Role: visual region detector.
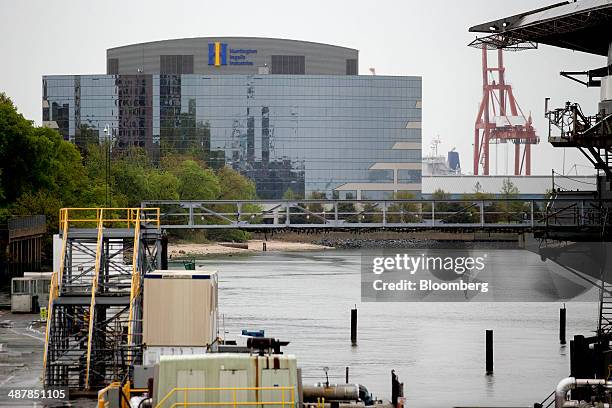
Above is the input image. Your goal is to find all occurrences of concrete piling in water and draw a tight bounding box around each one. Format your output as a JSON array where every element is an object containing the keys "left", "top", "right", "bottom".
[
  {"left": 351, "top": 306, "right": 357, "bottom": 346},
  {"left": 486, "top": 329, "right": 493, "bottom": 375},
  {"left": 560, "top": 305, "right": 566, "bottom": 345}
]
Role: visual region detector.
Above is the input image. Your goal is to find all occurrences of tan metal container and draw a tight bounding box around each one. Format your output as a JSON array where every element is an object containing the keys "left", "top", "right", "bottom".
[
  {"left": 154, "top": 353, "right": 298, "bottom": 407},
  {"left": 143, "top": 270, "right": 218, "bottom": 347}
]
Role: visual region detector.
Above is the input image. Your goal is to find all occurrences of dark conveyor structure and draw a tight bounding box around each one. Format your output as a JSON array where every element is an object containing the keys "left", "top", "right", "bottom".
[{"left": 469, "top": 2, "right": 612, "bottom": 407}]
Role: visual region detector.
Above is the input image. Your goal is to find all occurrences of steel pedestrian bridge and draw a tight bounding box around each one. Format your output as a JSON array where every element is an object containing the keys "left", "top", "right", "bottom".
[{"left": 141, "top": 198, "right": 612, "bottom": 233}]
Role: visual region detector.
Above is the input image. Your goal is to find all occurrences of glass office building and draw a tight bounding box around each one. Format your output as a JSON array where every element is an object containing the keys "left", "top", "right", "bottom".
[{"left": 43, "top": 38, "right": 422, "bottom": 199}]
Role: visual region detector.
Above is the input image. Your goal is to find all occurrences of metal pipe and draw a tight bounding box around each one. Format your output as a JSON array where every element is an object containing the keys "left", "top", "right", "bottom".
[
  {"left": 303, "top": 384, "right": 360, "bottom": 402},
  {"left": 555, "top": 377, "right": 608, "bottom": 408}
]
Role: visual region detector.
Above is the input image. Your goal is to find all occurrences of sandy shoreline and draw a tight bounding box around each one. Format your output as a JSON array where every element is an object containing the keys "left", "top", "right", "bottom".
[{"left": 169, "top": 240, "right": 333, "bottom": 258}]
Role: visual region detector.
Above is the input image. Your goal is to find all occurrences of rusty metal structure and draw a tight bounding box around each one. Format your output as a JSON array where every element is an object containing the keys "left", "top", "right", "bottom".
[
  {"left": 468, "top": 44, "right": 540, "bottom": 176},
  {"left": 469, "top": 0, "right": 612, "bottom": 186}
]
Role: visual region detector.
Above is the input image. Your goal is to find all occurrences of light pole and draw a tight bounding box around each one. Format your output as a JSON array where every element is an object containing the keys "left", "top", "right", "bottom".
[{"left": 103, "top": 124, "right": 113, "bottom": 207}]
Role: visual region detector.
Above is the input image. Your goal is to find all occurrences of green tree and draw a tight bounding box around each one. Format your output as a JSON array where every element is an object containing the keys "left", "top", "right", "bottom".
[
  {"left": 217, "top": 167, "right": 256, "bottom": 200},
  {"left": 282, "top": 187, "right": 301, "bottom": 200},
  {"left": 498, "top": 178, "right": 526, "bottom": 223},
  {"left": 1, "top": 95, "right": 83, "bottom": 203},
  {"left": 360, "top": 202, "right": 383, "bottom": 223},
  {"left": 215, "top": 166, "right": 259, "bottom": 226},
  {"left": 173, "top": 160, "right": 220, "bottom": 200},
  {"left": 387, "top": 191, "right": 419, "bottom": 223},
  {"left": 12, "top": 190, "right": 63, "bottom": 233},
  {"left": 146, "top": 171, "right": 180, "bottom": 200},
  {"left": 301, "top": 191, "right": 327, "bottom": 224},
  {"left": 425, "top": 189, "right": 472, "bottom": 224},
  {"left": 336, "top": 192, "right": 358, "bottom": 223},
  {"left": 1, "top": 93, "right": 89, "bottom": 230},
  {"left": 111, "top": 158, "right": 149, "bottom": 206},
  {"left": 462, "top": 190, "right": 496, "bottom": 223}
]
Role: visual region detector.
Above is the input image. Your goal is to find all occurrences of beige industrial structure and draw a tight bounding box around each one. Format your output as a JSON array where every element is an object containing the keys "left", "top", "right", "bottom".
[{"left": 143, "top": 271, "right": 218, "bottom": 347}]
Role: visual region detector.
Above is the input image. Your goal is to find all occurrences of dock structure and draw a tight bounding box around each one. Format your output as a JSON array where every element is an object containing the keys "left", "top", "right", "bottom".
[{"left": 42, "top": 208, "right": 161, "bottom": 393}]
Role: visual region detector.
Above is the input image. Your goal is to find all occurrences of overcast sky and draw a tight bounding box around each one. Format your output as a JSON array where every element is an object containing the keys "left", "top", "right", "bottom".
[{"left": 0, "top": 0, "right": 605, "bottom": 176}]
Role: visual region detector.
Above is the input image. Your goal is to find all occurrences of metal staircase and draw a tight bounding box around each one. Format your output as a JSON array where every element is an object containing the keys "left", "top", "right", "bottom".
[
  {"left": 598, "top": 218, "right": 612, "bottom": 336},
  {"left": 43, "top": 208, "right": 160, "bottom": 393},
  {"left": 598, "top": 281, "right": 612, "bottom": 336}
]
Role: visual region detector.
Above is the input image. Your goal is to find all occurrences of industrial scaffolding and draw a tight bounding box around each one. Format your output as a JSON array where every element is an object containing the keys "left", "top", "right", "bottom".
[{"left": 43, "top": 208, "right": 161, "bottom": 393}]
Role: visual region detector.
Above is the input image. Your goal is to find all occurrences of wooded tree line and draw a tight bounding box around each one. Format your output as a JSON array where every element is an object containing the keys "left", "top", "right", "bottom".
[{"left": 0, "top": 93, "right": 256, "bottom": 247}]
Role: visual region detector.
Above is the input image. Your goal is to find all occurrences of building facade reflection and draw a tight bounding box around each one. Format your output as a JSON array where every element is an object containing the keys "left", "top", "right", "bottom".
[{"left": 43, "top": 38, "right": 422, "bottom": 199}]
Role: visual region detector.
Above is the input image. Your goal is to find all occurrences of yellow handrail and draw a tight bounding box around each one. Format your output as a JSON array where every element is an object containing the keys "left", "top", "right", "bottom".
[
  {"left": 41, "top": 270, "right": 58, "bottom": 383},
  {"left": 57, "top": 208, "right": 160, "bottom": 229},
  {"left": 126, "top": 208, "right": 141, "bottom": 365},
  {"left": 84, "top": 208, "right": 105, "bottom": 389},
  {"left": 42, "top": 209, "right": 69, "bottom": 383},
  {"left": 156, "top": 386, "right": 296, "bottom": 408},
  {"left": 56, "top": 210, "right": 70, "bottom": 290},
  {"left": 97, "top": 381, "right": 120, "bottom": 408}
]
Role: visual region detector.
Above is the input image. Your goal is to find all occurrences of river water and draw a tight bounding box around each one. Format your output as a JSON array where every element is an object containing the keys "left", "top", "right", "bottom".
[{"left": 194, "top": 249, "right": 598, "bottom": 408}]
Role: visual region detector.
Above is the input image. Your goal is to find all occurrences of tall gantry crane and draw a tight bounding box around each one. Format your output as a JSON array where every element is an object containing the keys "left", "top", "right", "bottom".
[{"left": 469, "top": 40, "right": 539, "bottom": 176}]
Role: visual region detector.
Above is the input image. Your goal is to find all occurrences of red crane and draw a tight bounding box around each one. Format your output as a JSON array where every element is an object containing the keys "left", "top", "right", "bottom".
[{"left": 473, "top": 48, "right": 539, "bottom": 175}]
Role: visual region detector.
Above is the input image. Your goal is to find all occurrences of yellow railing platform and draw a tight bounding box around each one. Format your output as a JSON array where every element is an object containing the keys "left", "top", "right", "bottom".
[
  {"left": 99, "top": 385, "right": 296, "bottom": 408},
  {"left": 157, "top": 386, "right": 295, "bottom": 408}
]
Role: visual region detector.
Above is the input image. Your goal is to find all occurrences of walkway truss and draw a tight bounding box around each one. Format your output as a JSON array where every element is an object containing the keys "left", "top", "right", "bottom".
[
  {"left": 43, "top": 208, "right": 161, "bottom": 393},
  {"left": 142, "top": 198, "right": 612, "bottom": 235}
]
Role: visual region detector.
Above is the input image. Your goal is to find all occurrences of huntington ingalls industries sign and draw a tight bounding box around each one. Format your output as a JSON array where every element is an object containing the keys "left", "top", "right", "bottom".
[{"left": 208, "top": 42, "right": 257, "bottom": 67}]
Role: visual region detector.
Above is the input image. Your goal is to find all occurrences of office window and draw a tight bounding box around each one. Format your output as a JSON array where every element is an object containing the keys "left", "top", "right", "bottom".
[
  {"left": 397, "top": 169, "right": 422, "bottom": 183},
  {"left": 361, "top": 190, "right": 394, "bottom": 200},
  {"left": 346, "top": 59, "right": 357, "bottom": 75},
  {"left": 160, "top": 55, "right": 194, "bottom": 74},
  {"left": 107, "top": 58, "right": 119, "bottom": 75},
  {"left": 368, "top": 169, "right": 393, "bottom": 182},
  {"left": 271, "top": 55, "right": 305, "bottom": 74}
]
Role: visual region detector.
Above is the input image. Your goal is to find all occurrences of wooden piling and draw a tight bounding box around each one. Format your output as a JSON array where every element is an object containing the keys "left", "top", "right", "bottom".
[
  {"left": 486, "top": 329, "right": 493, "bottom": 374},
  {"left": 351, "top": 306, "right": 357, "bottom": 346},
  {"left": 560, "top": 305, "right": 566, "bottom": 345}
]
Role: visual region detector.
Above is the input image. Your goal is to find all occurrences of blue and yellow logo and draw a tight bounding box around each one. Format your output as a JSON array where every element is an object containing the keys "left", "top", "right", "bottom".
[{"left": 208, "top": 42, "right": 228, "bottom": 66}]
